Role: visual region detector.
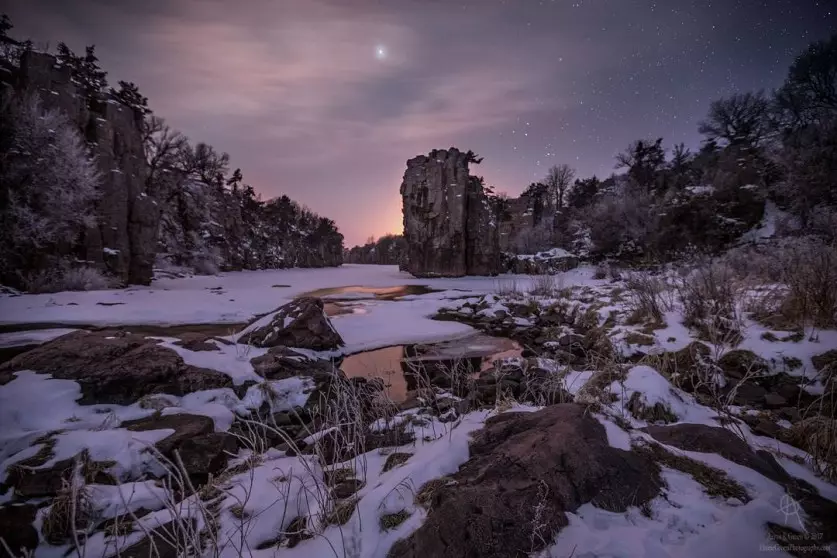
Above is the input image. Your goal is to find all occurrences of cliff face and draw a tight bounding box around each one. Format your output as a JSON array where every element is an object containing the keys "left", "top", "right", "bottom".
[
  {"left": 400, "top": 148, "right": 500, "bottom": 277},
  {"left": 2, "top": 50, "right": 343, "bottom": 286},
  {"left": 17, "top": 51, "right": 158, "bottom": 285}
]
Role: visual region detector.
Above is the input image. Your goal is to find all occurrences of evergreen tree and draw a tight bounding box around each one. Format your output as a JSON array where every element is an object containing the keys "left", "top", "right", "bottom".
[{"left": 109, "top": 81, "right": 150, "bottom": 115}]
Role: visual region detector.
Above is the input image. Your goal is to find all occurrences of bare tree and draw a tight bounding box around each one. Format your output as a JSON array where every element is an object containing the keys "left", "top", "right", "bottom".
[
  {"left": 142, "top": 116, "right": 187, "bottom": 198},
  {"left": 544, "top": 164, "right": 575, "bottom": 211},
  {"left": 698, "top": 91, "right": 772, "bottom": 149}
]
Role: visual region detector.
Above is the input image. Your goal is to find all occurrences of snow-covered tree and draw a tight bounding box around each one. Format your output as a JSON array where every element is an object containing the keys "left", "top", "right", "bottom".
[
  {"left": 0, "top": 93, "right": 100, "bottom": 286},
  {"left": 55, "top": 42, "right": 108, "bottom": 103},
  {"left": 109, "top": 80, "right": 150, "bottom": 116}
]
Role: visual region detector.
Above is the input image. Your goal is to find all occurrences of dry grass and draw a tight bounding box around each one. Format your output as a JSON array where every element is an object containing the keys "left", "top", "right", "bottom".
[
  {"left": 379, "top": 510, "right": 411, "bottom": 531},
  {"left": 326, "top": 498, "right": 358, "bottom": 526},
  {"left": 676, "top": 262, "right": 743, "bottom": 343},
  {"left": 40, "top": 456, "right": 93, "bottom": 547},
  {"left": 494, "top": 277, "right": 523, "bottom": 297},
  {"left": 382, "top": 452, "right": 412, "bottom": 473},
  {"left": 624, "top": 271, "right": 671, "bottom": 323},
  {"left": 625, "top": 392, "right": 678, "bottom": 424},
  {"left": 635, "top": 442, "right": 749, "bottom": 502},
  {"left": 529, "top": 273, "right": 564, "bottom": 297},
  {"left": 415, "top": 477, "right": 454, "bottom": 509}
]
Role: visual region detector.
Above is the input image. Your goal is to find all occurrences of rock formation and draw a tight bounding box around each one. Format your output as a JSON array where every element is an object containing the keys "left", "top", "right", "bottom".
[
  {"left": 400, "top": 148, "right": 501, "bottom": 277},
  {"left": 246, "top": 297, "right": 344, "bottom": 350},
  {"left": 388, "top": 404, "right": 662, "bottom": 557},
  {"left": 1, "top": 49, "right": 344, "bottom": 287},
  {"left": 10, "top": 51, "right": 158, "bottom": 285}
]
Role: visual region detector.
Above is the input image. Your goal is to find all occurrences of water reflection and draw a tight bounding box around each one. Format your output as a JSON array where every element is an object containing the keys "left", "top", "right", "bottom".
[{"left": 339, "top": 334, "right": 521, "bottom": 402}]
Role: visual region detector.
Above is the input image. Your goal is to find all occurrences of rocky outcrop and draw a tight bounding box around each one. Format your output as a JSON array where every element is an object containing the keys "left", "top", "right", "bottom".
[
  {"left": 389, "top": 404, "right": 662, "bottom": 557},
  {"left": 0, "top": 504, "right": 39, "bottom": 556},
  {"left": 503, "top": 247, "right": 580, "bottom": 274},
  {"left": 14, "top": 51, "right": 157, "bottom": 285},
  {"left": 250, "top": 346, "right": 336, "bottom": 380},
  {"left": 400, "top": 148, "right": 501, "bottom": 277},
  {"left": 246, "top": 297, "right": 344, "bottom": 350},
  {"left": 122, "top": 414, "right": 235, "bottom": 477},
  {"left": 642, "top": 423, "right": 790, "bottom": 483},
  {"left": 0, "top": 331, "right": 232, "bottom": 404}
]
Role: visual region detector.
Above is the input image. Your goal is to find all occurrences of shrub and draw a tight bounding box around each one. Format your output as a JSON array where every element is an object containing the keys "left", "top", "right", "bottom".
[
  {"left": 677, "top": 262, "right": 742, "bottom": 343},
  {"left": 584, "top": 190, "right": 657, "bottom": 259},
  {"left": 514, "top": 219, "right": 553, "bottom": 255},
  {"left": 747, "top": 238, "right": 837, "bottom": 329},
  {"left": 24, "top": 266, "right": 110, "bottom": 293},
  {"left": 529, "top": 273, "right": 563, "bottom": 297},
  {"left": 624, "top": 271, "right": 669, "bottom": 323},
  {"left": 192, "top": 253, "right": 220, "bottom": 276},
  {"left": 778, "top": 239, "right": 837, "bottom": 328}
]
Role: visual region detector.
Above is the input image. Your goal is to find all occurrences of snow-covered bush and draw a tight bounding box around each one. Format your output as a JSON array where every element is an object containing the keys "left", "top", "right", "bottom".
[
  {"left": 25, "top": 266, "right": 110, "bottom": 293},
  {"left": 514, "top": 219, "right": 553, "bottom": 255},
  {"left": 0, "top": 93, "right": 100, "bottom": 288},
  {"left": 676, "top": 262, "right": 742, "bottom": 342},
  {"left": 774, "top": 238, "right": 837, "bottom": 328},
  {"left": 584, "top": 190, "right": 657, "bottom": 259}
]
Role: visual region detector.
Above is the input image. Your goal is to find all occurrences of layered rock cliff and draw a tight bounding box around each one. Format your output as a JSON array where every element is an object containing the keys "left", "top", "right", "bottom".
[
  {"left": 10, "top": 51, "right": 158, "bottom": 285},
  {"left": 400, "top": 148, "right": 501, "bottom": 277},
  {"left": 1, "top": 48, "right": 343, "bottom": 288}
]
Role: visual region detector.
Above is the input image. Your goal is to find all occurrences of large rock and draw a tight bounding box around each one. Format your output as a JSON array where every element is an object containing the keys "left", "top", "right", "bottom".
[
  {"left": 504, "top": 248, "right": 580, "bottom": 275},
  {"left": 400, "top": 148, "right": 501, "bottom": 277},
  {"left": 642, "top": 423, "right": 789, "bottom": 484},
  {"left": 389, "top": 404, "right": 661, "bottom": 558},
  {"left": 122, "top": 414, "right": 235, "bottom": 478},
  {"left": 17, "top": 51, "right": 157, "bottom": 285},
  {"left": 250, "top": 346, "right": 337, "bottom": 379},
  {"left": 0, "top": 504, "right": 39, "bottom": 555},
  {"left": 246, "top": 298, "right": 343, "bottom": 350},
  {"left": 0, "top": 331, "right": 233, "bottom": 405}
]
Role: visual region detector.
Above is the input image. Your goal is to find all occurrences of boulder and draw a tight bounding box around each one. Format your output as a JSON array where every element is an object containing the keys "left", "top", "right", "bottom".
[
  {"left": 400, "top": 148, "right": 501, "bottom": 277},
  {"left": 0, "top": 504, "right": 39, "bottom": 556},
  {"left": 246, "top": 298, "right": 343, "bottom": 350},
  {"left": 122, "top": 414, "right": 234, "bottom": 477},
  {"left": 0, "top": 331, "right": 232, "bottom": 405},
  {"left": 173, "top": 333, "right": 220, "bottom": 352},
  {"left": 6, "top": 454, "right": 117, "bottom": 498},
  {"left": 122, "top": 413, "right": 215, "bottom": 454},
  {"left": 250, "top": 346, "right": 337, "bottom": 380},
  {"left": 812, "top": 350, "right": 837, "bottom": 378},
  {"left": 388, "top": 404, "right": 661, "bottom": 558},
  {"left": 718, "top": 349, "right": 768, "bottom": 380},
  {"left": 504, "top": 248, "right": 580, "bottom": 275},
  {"left": 642, "top": 423, "right": 789, "bottom": 484}
]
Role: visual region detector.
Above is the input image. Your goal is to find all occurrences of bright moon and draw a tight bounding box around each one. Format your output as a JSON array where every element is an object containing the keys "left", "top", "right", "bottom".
[{"left": 375, "top": 45, "right": 387, "bottom": 60}]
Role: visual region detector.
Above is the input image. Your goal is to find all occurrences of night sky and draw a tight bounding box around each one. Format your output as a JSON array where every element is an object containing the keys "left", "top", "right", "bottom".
[{"left": 5, "top": 0, "right": 836, "bottom": 245}]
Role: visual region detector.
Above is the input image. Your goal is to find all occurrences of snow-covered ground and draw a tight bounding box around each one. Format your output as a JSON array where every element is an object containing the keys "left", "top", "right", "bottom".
[
  {"left": 0, "top": 265, "right": 598, "bottom": 328},
  {"left": 0, "top": 264, "right": 598, "bottom": 355},
  {"left": 2, "top": 263, "right": 836, "bottom": 558}
]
